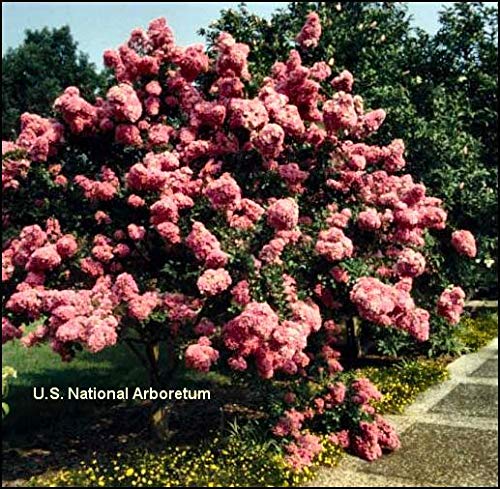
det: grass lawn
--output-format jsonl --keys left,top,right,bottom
{"left": 2, "top": 341, "right": 149, "bottom": 440}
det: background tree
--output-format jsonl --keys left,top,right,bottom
{"left": 200, "top": 2, "right": 498, "bottom": 299}
{"left": 2, "top": 25, "right": 106, "bottom": 139}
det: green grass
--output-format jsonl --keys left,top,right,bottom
{"left": 2, "top": 341, "right": 148, "bottom": 438}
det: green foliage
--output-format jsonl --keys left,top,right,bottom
{"left": 359, "top": 359, "right": 449, "bottom": 414}
{"left": 202, "top": 1, "right": 498, "bottom": 297}
{"left": 455, "top": 312, "right": 498, "bottom": 352}
{"left": 29, "top": 432, "right": 343, "bottom": 487}
{"left": 2, "top": 366, "right": 17, "bottom": 418}
{"left": 2, "top": 25, "right": 107, "bottom": 139}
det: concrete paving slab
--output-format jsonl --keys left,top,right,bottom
{"left": 311, "top": 467, "right": 446, "bottom": 487}
{"left": 359, "top": 422, "right": 498, "bottom": 487}
{"left": 430, "top": 383, "right": 498, "bottom": 418}
{"left": 470, "top": 359, "right": 498, "bottom": 378}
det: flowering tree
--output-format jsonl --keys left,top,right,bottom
{"left": 200, "top": 1, "right": 497, "bottom": 300}
{"left": 2, "top": 13, "right": 476, "bottom": 467}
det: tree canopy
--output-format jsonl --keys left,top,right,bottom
{"left": 200, "top": 1, "right": 498, "bottom": 297}
{"left": 2, "top": 25, "right": 106, "bottom": 139}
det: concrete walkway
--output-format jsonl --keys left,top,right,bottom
{"left": 312, "top": 338, "right": 499, "bottom": 487}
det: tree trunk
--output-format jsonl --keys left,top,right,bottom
{"left": 145, "top": 341, "right": 178, "bottom": 440}
{"left": 345, "top": 316, "right": 361, "bottom": 365}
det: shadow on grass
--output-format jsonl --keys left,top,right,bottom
{"left": 2, "top": 342, "right": 152, "bottom": 482}
{"left": 2, "top": 342, "right": 263, "bottom": 483}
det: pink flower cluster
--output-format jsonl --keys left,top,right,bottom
{"left": 185, "top": 336, "right": 219, "bottom": 372}
{"left": 2, "top": 317, "right": 22, "bottom": 344}
{"left": 2, "top": 143, "right": 31, "bottom": 192}
{"left": 204, "top": 173, "right": 241, "bottom": 211}
{"left": 226, "top": 198, "right": 265, "bottom": 230}
{"left": 223, "top": 300, "right": 319, "bottom": 379}
{"left": 272, "top": 376, "right": 398, "bottom": 465}
{"left": 74, "top": 166, "right": 120, "bottom": 201}
{"left": 197, "top": 268, "right": 232, "bottom": 297}
{"left": 15, "top": 113, "right": 64, "bottom": 162}
{"left": 296, "top": 12, "right": 322, "bottom": 49}
{"left": 186, "top": 221, "right": 228, "bottom": 268}
{"left": 352, "top": 417, "right": 400, "bottom": 461}
{"left": 2, "top": 219, "right": 77, "bottom": 283}
{"left": 437, "top": 286, "right": 465, "bottom": 325}
{"left": 451, "top": 230, "right": 477, "bottom": 258}
{"left": 394, "top": 248, "right": 426, "bottom": 278}
{"left": 315, "top": 227, "right": 354, "bottom": 262}
{"left": 266, "top": 198, "right": 299, "bottom": 231}
{"left": 164, "top": 293, "right": 203, "bottom": 324}
{"left": 54, "top": 87, "right": 97, "bottom": 134}
{"left": 350, "top": 277, "right": 430, "bottom": 341}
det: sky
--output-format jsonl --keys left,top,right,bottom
{"left": 2, "top": 2, "right": 498, "bottom": 67}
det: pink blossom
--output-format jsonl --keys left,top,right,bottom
{"left": 231, "top": 280, "right": 251, "bottom": 306}
{"left": 227, "top": 198, "right": 265, "bottom": 230}
{"left": 128, "top": 194, "right": 146, "bottom": 208}
{"left": 214, "top": 32, "right": 251, "bottom": 80}
{"left": 115, "top": 124, "right": 142, "bottom": 146}
{"left": 204, "top": 173, "right": 241, "bottom": 211}
{"left": 127, "top": 224, "right": 146, "bottom": 241}
{"left": 278, "top": 163, "right": 309, "bottom": 193}
{"left": 323, "top": 93, "right": 358, "bottom": 133}
{"left": 315, "top": 227, "right": 353, "bottom": 261}
{"left": 194, "top": 318, "right": 216, "bottom": 336}
{"left": 451, "top": 230, "right": 477, "bottom": 258}
{"left": 285, "top": 433, "right": 323, "bottom": 470}
{"left": 296, "top": 12, "right": 322, "bottom": 49}
{"left": 107, "top": 83, "right": 143, "bottom": 123}
{"left": 53, "top": 87, "right": 97, "bottom": 134}
{"left": 185, "top": 337, "right": 219, "bottom": 372}
{"left": 150, "top": 197, "right": 179, "bottom": 225}
{"left": 145, "top": 80, "right": 162, "bottom": 96}
{"left": 94, "top": 210, "right": 112, "bottom": 225}
{"left": 80, "top": 257, "right": 104, "bottom": 278}
{"left": 331, "top": 70, "right": 354, "bottom": 92}
{"left": 352, "top": 421, "right": 383, "bottom": 461}
{"left": 395, "top": 248, "right": 426, "bottom": 278}
{"left": 228, "top": 98, "right": 269, "bottom": 131}
{"left": 330, "top": 266, "right": 349, "bottom": 283}
{"left": 375, "top": 415, "right": 401, "bottom": 451}
{"left": 56, "top": 235, "right": 78, "bottom": 259}
{"left": 267, "top": 198, "right": 299, "bottom": 231}
{"left": 26, "top": 245, "right": 62, "bottom": 272}
{"left": 397, "top": 307, "right": 430, "bottom": 341}
{"left": 178, "top": 44, "right": 209, "bottom": 81}
{"left": 2, "top": 317, "right": 22, "bottom": 344}
{"left": 252, "top": 123, "right": 285, "bottom": 159}
{"left": 357, "top": 208, "right": 382, "bottom": 231}
{"left": 186, "top": 221, "right": 228, "bottom": 267}
{"left": 156, "top": 222, "right": 181, "bottom": 244}
{"left": 272, "top": 409, "right": 305, "bottom": 437}
{"left": 163, "top": 293, "right": 202, "bottom": 323}
{"left": 128, "top": 292, "right": 160, "bottom": 321}
{"left": 148, "top": 123, "right": 171, "bottom": 147}
{"left": 197, "top": 268, "right": 232, "bottom": 296}
{"left": 437, "top": 286, "right": 465, "bottom": 325}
